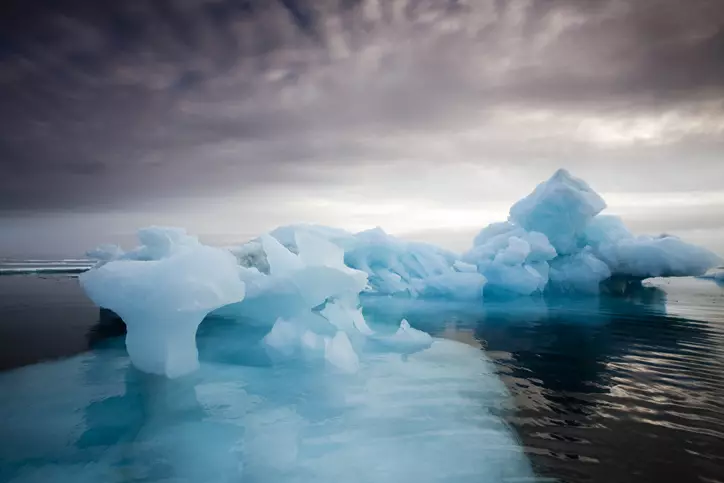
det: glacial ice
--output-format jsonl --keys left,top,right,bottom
{"left": 79, "top": 227, "right": 246, "bottom": 378}
{"left": 464, "top": 169, "right": 721, "bottom": 295}
{"left": 264, "top": 225, "right": 487, "bottom": 299}
{"left": 78, "top": 169, "right": 721, "bottom": 378}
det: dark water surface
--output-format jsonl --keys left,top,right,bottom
{"left": 360, "top": 279, "right": 724, "bottom": 483}
{"left": 1, "top": 273, "right": 723, "bottom": 483}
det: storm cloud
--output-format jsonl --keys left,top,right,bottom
{"left": 1, "top": 0, "right": 723, "bottom": 255}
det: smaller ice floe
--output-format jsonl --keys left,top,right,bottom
{"left": 464, "top": 169, "right": 721, "bottom": 295}
{"left": 80, "top": 227, "right": 246, "bottom": 378}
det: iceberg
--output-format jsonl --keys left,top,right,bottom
{"left": 78, "top": 169, "right": 721, "bottom": 378}
{"left": 79, "top": 227, "right": 246, "bottom": 378}
{"left": 465, "top": 169, "right": 721, "bottom": 295}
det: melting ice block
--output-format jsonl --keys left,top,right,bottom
{"left": 80, "top": 227, "right": 246, "bottom": 378}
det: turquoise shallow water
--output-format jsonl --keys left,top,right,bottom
{"left": 1, "top": 274, "right": 723, "bottom": 483}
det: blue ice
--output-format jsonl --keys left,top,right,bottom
{"left": 78, "top": 169, "right": 721, "bottom": 379}
{"left": 0, "top": 313, "right": 533, "bottom": 483}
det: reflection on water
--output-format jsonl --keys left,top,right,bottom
{"left": 1, "top": 276, "right": 723, "bottom": 483}
{"left": 364, "top": 278, "right": 724, "bottom": 483}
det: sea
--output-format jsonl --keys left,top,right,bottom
{"left": 1, "top": 259, "right": 723, "bottom": 483}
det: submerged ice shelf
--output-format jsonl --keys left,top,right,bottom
{"left": 0, "top": 326, "right": 533, "bottom": 483}
{"left": 80, "top": 169, "right": 721, "bottom": 378}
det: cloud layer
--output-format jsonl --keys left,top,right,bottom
{"left": 1, "top": 0, "right": 723, "bottom": 255}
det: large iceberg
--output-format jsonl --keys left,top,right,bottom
{"left": 79, "top": 227, "right": 246, "bottom": 378}
{"left": 79, "top": 170, "right": 721, "bottom": 377}
{"left": 464, "top": 169, "right": 721, "bottom": 295}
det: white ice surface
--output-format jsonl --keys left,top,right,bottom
{"left": 79, "top": 227, "right": 246, "bottom": 378}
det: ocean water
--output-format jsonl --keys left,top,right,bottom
{"left": 0, "top": 269, "right": 723, "bottom": 483}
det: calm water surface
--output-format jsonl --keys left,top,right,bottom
{"left": 1, "top": 272, "right": 723, "bottom": 483}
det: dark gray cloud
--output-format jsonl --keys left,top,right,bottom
{"left": 0, "top": 0, "right": 723, "bottom": 215}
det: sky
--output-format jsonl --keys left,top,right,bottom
{"left": 1, "top": 0, "right": 723, "bottom": 257}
